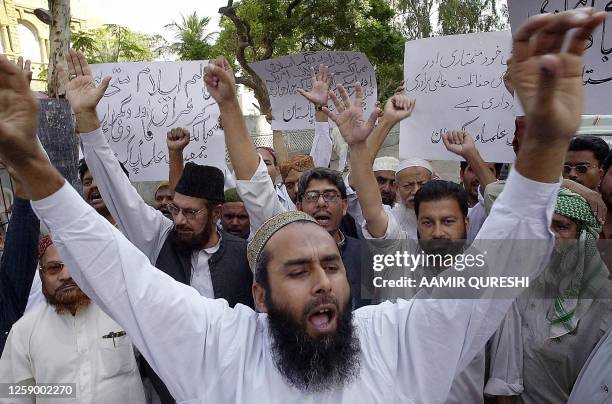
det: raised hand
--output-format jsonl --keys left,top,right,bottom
{"left": 442, "top": 131, "right": 477, "bottom": 158}
{"left": 15, "top": 57, "right": 33, "bottom": 84}
{"left": 204, "top": 56, "right": 237, "bottom": 106}
{"left": 167, "top": 127, "right": 190, "bottom": 152}
{"left": 511, "top": 9, "right": 606, "bottom": 142}
{"left": 58, "top": 49, "right": 111, "bottom": 114}
{"left": 380, "top": 92, "right": 416, "bottom": 126}
{"left": 297, "top": 64, "right": 332, "bottom": 107}
{"left": 323, "top": 82, "right": 380, "bottom": 146}
{"left": 0, "top": 56, "right": 40, "bottom": 168}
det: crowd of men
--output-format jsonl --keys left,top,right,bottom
{"left": 0, "top": 8, "right": 611, "bottom": 404}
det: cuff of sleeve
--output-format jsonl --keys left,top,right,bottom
{"left": 496, "top": 167, "right": 560, "bottom": 220}
{"left": 361, "top": 211, "right": 394, "bottom": 240}
{"left": 79, "top": 127, "right": 107, "bottom": 148}
{"left": 31, "top": 182, "right": 91, "bottom": 233}
{"left": 484, "top": 378, "right": 523, "bottom": 396}
{"left": 239, "top": 156, "right": 270, "bottom": 182}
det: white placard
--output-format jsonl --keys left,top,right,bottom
{"left": 250, "top": 51, "right": 377, "bottom": 130}
{"left": 90, "top": 61, "right": 224, "bottom": 181}
{"left": 508, "top": 0, "right": 612, "bottom": 116}
{"left": 400, "top": 31, "right": 515, "bottom": 163}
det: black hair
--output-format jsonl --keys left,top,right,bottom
{"left": 254, "top": 249, "right": 271, "bottom": 295}
{"left": 568, "top": 136, "right": 610, "bottom": 167}
{"left": 459, "top": 161, "right": 503, "bottom": 178}
{"left": 297, "top": 167, "right": 347, "bottom": 202}
{"left": 603, "top": 150, "right": 612, "bottom": 175}
{"left": 414, "top": 180, "right": 469, "bottom": 219}
{"left": 78, "top": 158, "right": 129, "bottom": 181}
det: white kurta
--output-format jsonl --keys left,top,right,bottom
{"left": 0, "top": 303, "right": 145, "bottom": 404}
{"left": 568, "top": 326, "right": 612, "bottom": 403}
{"left": 31, "top": 168, "right": 559, "bottom": 403}
{"left": 80, "top": 128, "right": 216, "bottom": 297}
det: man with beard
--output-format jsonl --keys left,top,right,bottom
{"left": 222, "top": 188, "right": 251, "bottom": 240}
{"left": 62, "top": 52, "right": 253, "bottom": 404}
{"left": 0, "top": 237, "right": 146, "bottom": 403}
{"left": 488, "top": 188, "right": 612, "bottom": 403}
{"left": 598, "top": 151, "right": 612, "bottom": 240}
{"left": 153, "top": 182, "right": 173, "bottom": 219}
{"left": 1, "top": 9, "right": 605, "bottom": 401}
{"left": 563, "top": 135, "right": 609, "bottom": 191}
{"left": 373, "top": 156, "right": 398, "bottom": 206}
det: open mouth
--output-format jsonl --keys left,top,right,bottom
{"left": 307, "top": 304, "right": 338, "bottom": 335}
{"left": 88, "top": 189, "right": 103, "bottom": 205}
{"left": 313, "top": 212, "right": 332, "bottom": 226}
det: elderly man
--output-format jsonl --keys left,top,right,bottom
{"left": 488, "top": 188, "right": 612, "bottom": 403}
{"left": 0, "top": 9, "right": 605, "bottom": 403}
{"left": 372, "top": 156, "right": 399, "bottom": 206}
{"left": 0, "top": 238, "right": 145, "bottom": 403}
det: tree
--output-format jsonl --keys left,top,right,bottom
{"left": 71, "top": 25, "right": 161, "bottom": 64}
{"left": 214, "top": 0, "right": 405, "bottom": 113}
{"left": 164, "top": 12, "right": 216, "bottom": 61}
{"left": 48, "top": 0, "right": 71, "bottom": 96}
{"left": 393, "top": 0, "right": 435, "bottom": 39}
{"left": 437, "top": 0, "right": 507, "bottom": 35}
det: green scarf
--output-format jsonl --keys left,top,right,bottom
{"left": 547, "top": 188, "right": 606, "bottom": 338}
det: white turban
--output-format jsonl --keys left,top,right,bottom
{"left": 396, "top": 158, "right": 438, "bottom": 179}
{"left": 372, "top": 156, "right": 399, "bottom": 172}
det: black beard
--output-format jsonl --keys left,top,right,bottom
{"left": 266, "top": 294, "right": 361, "bottom": 393}
{"left": 172, "top": 215, "right": 215, "bottom": 252}
{"left": 418, "top": 238, "right": 466, "bottom": 257}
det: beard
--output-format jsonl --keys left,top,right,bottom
{"left": 266, "top": 293, "right": 361, "bottom": 393}
{"left": 43, "top": 279, "right": 91, "bottom": 315}
{"left": 172, "top": 214, "right": 215, "bottom": 251}
{"left": 418, "top": 237, "right": 466, "bottom": 257}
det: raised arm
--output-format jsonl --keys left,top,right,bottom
{"left": 0, "top": 53, "right": 255, "bottom": 402}
{"left": 443, "top": 130, "right": 498, "bottom": 190}
{"left": 205, "top": 56, "right": 259, "bottom": 180}
{"left": 298, "top": 65, "right": 334, "bottom": 167}
{"left": 370, "top": 10, "right": 607, "bottom": 403}
{"left": 59, "top": 49, "right": 172, "bottom": 262}
{"left": 206, "top": 57, "right": 285, "bottom": 229}
{"left": 166, "top": 127, "right": 190, "bottom": 194}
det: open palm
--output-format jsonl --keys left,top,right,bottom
{"left": 297, "top": 64, "right": 332, "bottom": 107}
{"left": 58, "top": 49, "right": 110, "bottom": 114}
{"left": 511, "top": 10, "right": 606, "bottom": 141}
{"left": 324, "top": 83, "right": 379, "bottom": 145}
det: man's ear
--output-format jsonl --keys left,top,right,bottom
{"left": 212, "top": 204, "right": 223, "bottom": 222}
{"left": 464, "top": 216, "right": 470, "bottom": 238}
{"left": 253, "top": 282, "right": 268, "bottom": 313}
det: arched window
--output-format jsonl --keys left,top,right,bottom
{"left": 18, "top": 22, "right": 41, "bottom": 62}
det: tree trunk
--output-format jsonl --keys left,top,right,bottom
{"left": 47, "top": 0, "right": 71, "bottom": 97}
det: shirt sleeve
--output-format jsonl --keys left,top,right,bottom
{"left": 30, "top": 182, "right": 257, "bottom": 402}
{"left": 0, "top": 197, "right": 40, "bottom": 350}
{"left": 357, "top": 168, "right": 559, "bottom": 403}
{"left": 360, "top": 209, "right": 407, "bottom": 241}
{"left": 0, "top": 322, "right": 36, "bottom": 403}
{"left": 344, "top": 175, "right": 364, "bottom": 227}
{"left": 235, "top": 157, "right": 287, "bottom": 231}
{"left": 310, "top": 122, "right": 333, "bottom": 168}
{"left": 484, "top": 301, "right": 524, "bottom": 396}
{"left": 80, "top": 128, "right": 173, "bottom": 263}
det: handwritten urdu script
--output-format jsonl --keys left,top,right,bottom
{"left": 91, "top": 61, "right": 225, "bottom": 181}
{"left": 400, "top": 31, "right": 516, "bottom": 163}
{"left": 509, "top": 0, "right": 611, "bottom": 115}
{"left": 250, "top": 51, "right": 377, "bottom": 130}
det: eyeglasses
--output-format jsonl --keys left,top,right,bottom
{"left": 302, "top": 191, "right": 341, "bottom": 204}
{"left": 563, "top": 164, "right": 593, "bottom": 175}
{"left": 41, "top": 262, "right": 65, "bottom": 275}
{"left": 167, "top": 204, "right": 207, "bottom": 221}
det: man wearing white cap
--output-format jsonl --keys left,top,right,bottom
{"left": 372, "top": 156, "right": 398, "bottom": 206}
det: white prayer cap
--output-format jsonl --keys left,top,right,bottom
{"left": 372, "top": 156, "right": 399, "bottom": 172}
{"left": 397, "top": 158, "right": 434, "bottom": 174}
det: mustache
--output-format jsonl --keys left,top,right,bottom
{"left": 56, "top": 279, "right": 78, "bottom": 291}
{"left": 303, "top": 295, "right": 339, "bottom": 317}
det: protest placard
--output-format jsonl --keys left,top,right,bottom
{"left": 508, "top": 0, "right": 611, "bottom": 116}
{"left": 90, "top": 61, "right": 224, "bottom": 181}
{"left": 400, "top": 31, "right": 515, "bottom": 163}
{"left": 250, "top": 51, "right": 377, "bottom": 130}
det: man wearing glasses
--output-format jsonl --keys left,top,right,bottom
{"left": 0, "top": 237, "right": 146, "bottom": 403}
{"left": 563, "top": 136, "right": 609, "bottom": 191}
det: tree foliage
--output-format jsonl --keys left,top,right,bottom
{"left": 71, "top": 24, "right": 162, "bottom": 64}
{"left": 437, "top": 0, "right": 507, "bottom": 35}
{"left": 163, "top": 12, "right": 216, "bottom": 61}
{"left": 213, "top": 0, "right": 405, "bottom": 113}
